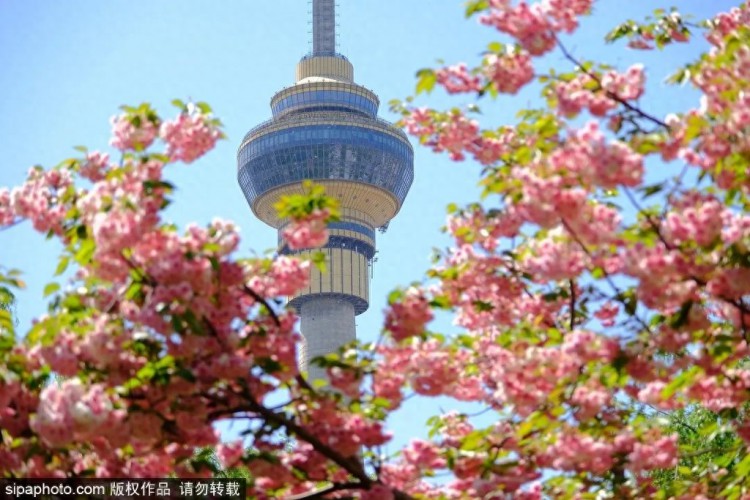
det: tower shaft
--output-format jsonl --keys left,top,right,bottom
{"left": 299, "top": 297, "right": 355, "bottom": 381}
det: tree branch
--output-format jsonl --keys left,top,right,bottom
{"left": 244, "top": 285, "right": 281, "bottom": 327}
{"left": 0, "top": 218, "right": 24, "bottom": 232}
{"left": 555, "top": 37, "right": 669, "bottom": 130}
{"left": 287, "top": 482, "right": 363, "bottom": 500}
{"left": 213, "top": 387, "right": 415, "bottom": 500}
{"left": 569, "top": 279, "right": 577, "bottom": 330}
{"left": 240, "top": 393, "right": 370, "bottom": 484}
{"left": 561, "top": 218, "right": 654, "bottom": 335}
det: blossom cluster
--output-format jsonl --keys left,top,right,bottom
{"left": 384, "top": 1, "right": 750, "bottom": 497}
{"left": 281, "top": 208, "right": 331, "bottom": 250}
{"left": 160, "top": 106, "right": 223, "bottom": 163}
{"left": 554, "top": 64, "right": 646, "bottom": 117}
{"left": 480, "top": 0, "right": 593, "bottom": 56}
{"left": 0, "top": 104, "right": 334, "bottom": 486}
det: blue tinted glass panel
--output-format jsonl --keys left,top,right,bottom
{"left": 272, "top": 90, "right": 378, "bottom": 117}
{"left": 237, "top": 123, "right": 414, "bottom": 206}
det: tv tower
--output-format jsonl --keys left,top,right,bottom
{"left": 237, "top": 0, "right": 414, "bottom": 380}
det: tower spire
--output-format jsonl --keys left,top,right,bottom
{"left": 312, "top": 0, "right": 336, "bottom": 56}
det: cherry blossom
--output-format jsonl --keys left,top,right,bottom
{"left": 160, "top": 105, "right": 222, "bottom": 163}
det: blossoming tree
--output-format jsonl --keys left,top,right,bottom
{"left": 2, "top": 1, "right": 750, "bottom": 498}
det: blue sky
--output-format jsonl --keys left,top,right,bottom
{"left": 0, "top": 0, "right": 737, "bottom": 449}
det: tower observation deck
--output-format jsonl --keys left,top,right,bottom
{"left": 237, "top": 1, "right": 414, "bottom": 380}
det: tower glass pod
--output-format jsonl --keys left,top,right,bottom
{"left": 237, "top": 0, "right": 414, "bottom": 380}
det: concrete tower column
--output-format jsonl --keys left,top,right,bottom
{"left": 299, "top": 297, "right": 356, "bottom": 382}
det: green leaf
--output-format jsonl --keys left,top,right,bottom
{"left": 74, "top": 239, "right": 96, "bottom": 265}
{"left": 55, "top": 256, "right": 70, "bottom": 276}
{"left": 465, "top": 0, "right": 489, "bottom": 17}
{"left": 487, "top": 41, "right": 503, "bottom": 53}
{"left": 62, "top": 294, "right": 85, "bottom": 313}
{"left": 177, "top": 367, "right": 197, "bottom": 382}
{"left": 639, "top": 182, "right": 665, "bottom": 198}
{"left": 460, "top": 430, "right": 486, "bottom": 451}
{"left": 736, "top": 453, "right": 750, "bottom": 478}
{"left": 124, "top": 282, "right": 143, "bottom": 301}
{"left": 311, "top": 251, "right": 327, "bottom": 273}
{"left": 0, "top": 286, "right": 13, "bottom": 307}
{"left": 661, "top": 366, "right": 700, "bottom": 399}
{"left": 143, "top": 180, "right": 175, "bottom": 192}
{"left": 387, "top": 289, "right": 404, "bottom": 305}
{"left": 590, "top": 267, "right": 605, "bottom": 279}
{"left": 43, "top": 282, "right": 60, "bottom": 298}
{"left": 196, "top": 102, "right": 212, "bottom": 114}
{"left": 0, "top": 309, "right": 13, "bottom": 334}
{"left": 668, "top": 301, "right": 693, "bottom": 329}
{"left": 619, "top": 289, "right": 638, "bottom": 316}
{"left": 0, "top": 331, "right": 15, "bottom": 353}
{"left": 415, "top": 69, "right": 437, "bottom": 95}
{"left": 136, "top": 364, "right": 156, "bottom": 381}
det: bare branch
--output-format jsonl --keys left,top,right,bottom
{"left": 287, "top": 483, "right": 363, "bottom": 500}
{"left": 555, "top": 37, "right": 669, "bottom": 130}
{"left": 561, "top": 218, "right": 654, "bottom": 335}
{"left": 569, "top": 279, "right": 577, "bottom": 330}
{"left": 244, "top": 285, "right": 281, "bottom": 327}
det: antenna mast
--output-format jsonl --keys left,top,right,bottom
{"left": 312, "top": 0, "right": 336, "bottom": 56}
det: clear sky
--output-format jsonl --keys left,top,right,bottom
{"left": 0, "top": 0, "right": 737, "bottom": 448}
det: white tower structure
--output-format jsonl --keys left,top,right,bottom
{"left": 237, "top": 1, "right": 414, "bottom": 380}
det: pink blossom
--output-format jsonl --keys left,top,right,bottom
{"left": 436, "top": 63, "right": 482, "bottom": 94}
{"left": 447, "top": 206, "right": 522, "bottom": 251}
{"left": 160, "top": 109, "right": 222, "bottom": 163}
{"left": 384, "top": 288, "right": 433, "bottom": 342}
{"left": 627, "top": 435, "right": 678, "bottom": 472}
{"left": 246, "top": 255, "right": 310, "bottom": 297}
{"left": 542, "top": 432, "right": 615, "bottom": 474}
{"left": 282, "top": 209, "right": 330, "bottom": 250}
{"left": 0, "top": 188, "right": 12, "bottom": 226}
{"left": 436, "top": 113, "right": 480, "bottom": 161}
{"left": 402, "top": 107, "right": 434, "bottom": 137}
{"left": 327, "top": 366, "right": 362, "bottom": 398}
{"left": 480, "top": 2, "right": 556, "bottom": 56}
{"left": 594, "top": 302, "right": 619, "bottom": 327}
{"left": 216, "top": 441, "right": 245, "bottom": 468}
{"left": 402, "top": 439, "right": 446, "bottom": 470}
{"left": 31, "top": 379, "right": 123, "bottom": 448}
{"left": 523, "top": 228, "right": 587, "bottom": 281}
{"left": 570, "top": 380, "right": 611, "bottom": 420}
{"left": 360, "top": 484, "right": 395, "bottom": 500}
{"left": 39, "top": 331, "right": 81, "bottom": 377}
{"left": 79, "top": 151, "right": 110, "bottom": 182}
{"left": 110, "top": 112, "right": 158, "bottom": 151}
{"left": 561, "top": 121, "right": 644, "bottom": 188}
{"left": 627, "top": 37, "right": 654, "bottom": 50}
{"left": 662, "top": 192, "right": 725, "bottom": 247}
{"left": 637, "top": 381, "right": 684, "bottom": 410}
{"left": 8, "top": 168, "right": 72, "bottom": 235}
{"left": 554, "top": 76, "right": 601, "bottom": 117}
{"left": 480, "top": 0, "right": 591, "bottom": 55}
{"left": 483, "top": 50, "right": 534, "bottom": 94}
{"left": 601, "top": 64, "right": 646, "bottom": 101}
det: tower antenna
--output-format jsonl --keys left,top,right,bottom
{"left": 312, "top": 0, "right": 336, "bottom": 56}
